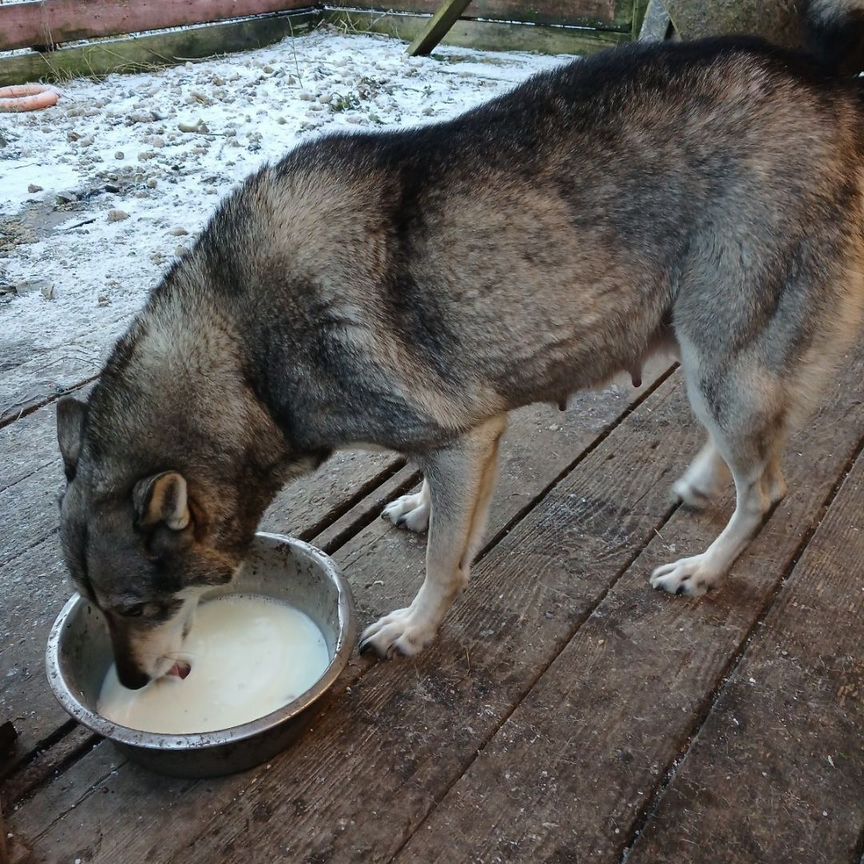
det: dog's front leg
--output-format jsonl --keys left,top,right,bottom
{"left": 359, "top": 414, "right": 507, "bottom": 658}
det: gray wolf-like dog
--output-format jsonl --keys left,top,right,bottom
{"left": 57, "top": 12, "right": 864, "bottom": 688}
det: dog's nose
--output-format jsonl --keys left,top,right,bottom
{"left": 116, "top": 663, "right": 151, "bottom": 690}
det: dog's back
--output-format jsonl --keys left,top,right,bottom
{"left": 191, "top": 38, "right": 864, "bottom": 449}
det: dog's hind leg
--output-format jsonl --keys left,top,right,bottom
{"left": 672, "top": 433, "right": 729, "bottom": 510}
{"left": 382, "top": 478, "right": 430, "bottom": 533}
{"left": 651, "top": 348, "right": 788, "bottom": 597}
{"left": 360, "top": 414, "right": 506, "bottom": 657}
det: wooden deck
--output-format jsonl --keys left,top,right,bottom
{"left": 2, "top": 346, "right": 863, "bottom": 864}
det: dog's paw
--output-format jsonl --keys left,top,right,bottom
{"left": 382, "top": 490, "right": 430, "bottom": 533}
{"left": 359, "top": 608, "right": 436, "bottom": 658}
{"left": 650, "top": 555, "right": 720, "bottom": 597}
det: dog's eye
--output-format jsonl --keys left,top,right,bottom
{"left": 118, "top": 603, "right": 146, "bottom": 618}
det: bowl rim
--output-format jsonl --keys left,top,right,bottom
{"left": 45, "top": 532, "right": 356, "bottom": 751}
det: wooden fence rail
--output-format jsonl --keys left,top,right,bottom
{"left": 0, "top": 0, "right": 313, "bottom": 52}
{"left": 325, "top": 0, "right": 634, "bottom": 28}
{"left": 0, "top": 0, "right": 636, "bottom": 53}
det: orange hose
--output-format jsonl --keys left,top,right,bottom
{"left": 0, "top": 84, "right": 59, "bottom": 113}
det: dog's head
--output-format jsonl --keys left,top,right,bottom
{"left": 56, "top": 396, "right": 255, "bottom": 689}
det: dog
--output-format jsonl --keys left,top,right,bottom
{"left": 57, "top": 20, "right": 864, "bottom": 688}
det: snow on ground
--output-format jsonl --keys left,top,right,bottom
{"left": 0, "top": 28, "right": 571, "bottom": 415}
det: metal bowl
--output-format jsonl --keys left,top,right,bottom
{"left": 45, "top": 532, "right": 356, "bottom": 778}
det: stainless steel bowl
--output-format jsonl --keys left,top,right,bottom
{"left": 45, "top": 532, "right": 356, "bottom": 778}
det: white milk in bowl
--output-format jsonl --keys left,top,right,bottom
{"left": 97, "top": 594, "right": 330, "bottom": 734}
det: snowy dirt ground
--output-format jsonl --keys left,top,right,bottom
{"left": 0, "top": 27, "right": 571, "bottom": 418}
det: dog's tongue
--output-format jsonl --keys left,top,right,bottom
{"left": 166, "top": 660, "right": 192, "bottom": 680}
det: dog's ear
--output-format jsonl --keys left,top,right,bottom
{"left": 57, "top": 397, "right": 88, "bottom": 481}
{"left": 133, "top": 472, "right": 191, "bottom": 531}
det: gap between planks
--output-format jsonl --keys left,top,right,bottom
{"left": 0, "top": 375, "right": 99, "bottom": 432}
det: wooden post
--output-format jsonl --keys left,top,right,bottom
{"left": 639, "top": 0, "right": 674, "bottom": 41}
{"left": 407, "top": 0, "right": 473, "bottom": 56}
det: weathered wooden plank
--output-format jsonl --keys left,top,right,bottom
{"left": 325, "top": 0, "right": 631, "bottom": 29}
{"left": 328, "top": 10, "right": 629, "bottom": 56}
{"left": 0, "top": 807, "right": 29, "bottom": 864}
{"left": 0, "top": 0, "right": 314, "bottom": 52}
{"left": 639, "top": 0, "right": 673, "bottom": 41}
{"left": 9, "top": 368, "right": 673, "bottom": 855}
{"left": 1, "top": 534, "right": 74, "bottom": 773}
{"left": 0, "top": 414, "right": 67, "bottom": 496}
{"left": 407, "top": 0, "right": 474, "bottom": 57}
{"left": 315, "top": 463, "right": 418, "bottom": 554}
{"left": 0, "top": 10, "right": 320, "bottom": 87}
{"left": 1, "top": 724, "right": 98, "bottom": 806}
{"left": 626, "top": 454, "right": 864, "bottom": 864}
{"left": 393, "top": 349, "right": 864, "bottom": 864}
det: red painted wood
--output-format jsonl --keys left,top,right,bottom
{"left": 0, "top": 0, "right": 313, "bottom": 52}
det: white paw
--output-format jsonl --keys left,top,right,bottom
{"left": 359, "top": 607, "right": 437, "bottom": 658}
{"left": 672, "top": 476, "right": 715, "bottom": 510}
{"left": 650, "top": 554, "right": 721, "bottom": 597}
{"left": 382, "top": 490, "right": 430, "bottom": 533}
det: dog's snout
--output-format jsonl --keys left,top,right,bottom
{"left": 116, "top": 661, "right": 151, "bottom": 690}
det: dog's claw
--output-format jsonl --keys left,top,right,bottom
{"left": 358, "top": 637, "right": 374, "bottom": 655}
{"left": 650, "top": 554, "right": 720, "bottom": 597}
{"left": 382, "top": 489, "right": 430, "bottom": 533}
{"left": 359, "top": 607, "right": 436, "bottom": 658}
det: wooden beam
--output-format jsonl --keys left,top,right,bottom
{"left": 324, "top": 0, "right": 629, "bottom": 30}
{"left": 407, "top": 0, "right": 473, "bottom": 56}
{"left": 0, "top": 0, "right": 314, "bottom": 53}
{"left": 328, "top": 10, "right": 629, "bottom": 55}
{"left": 631, "top": 0, "right": 651, "bottom": 38}
{"left": 639, "top": 0, "right": 673, "bottom": 41}
{"left": 0, "top": 10, "right": 319, "bottom": 87}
